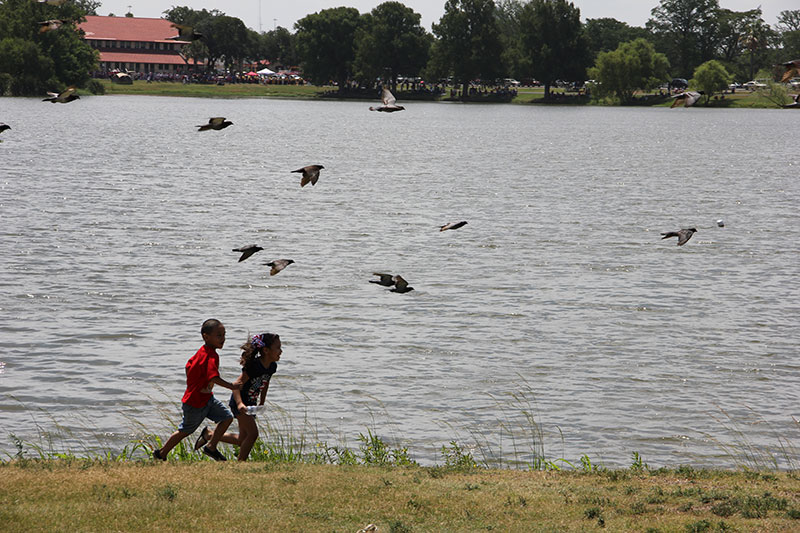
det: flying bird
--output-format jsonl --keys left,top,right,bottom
{"left": 232, "top": 244, "right": 263, "bottom": 262}
{"left": 197, "top": 117, "right": 233, "bottom": 131}
{"left": 35, "top": 0, "right": 69, "bottom": 5}
{"left": 42, "top": 87, "right": 79, "bottom": 103}
{"left": 440, "top": 221, "right": 467, "bottom": 232}
{"left": 291, "top": 165, "right": 324, "bottom": 187}
{"left": 264, "top": 259, "right": 294, "bottom": 276}
{"left": 369, "top": 88, "right": 405, "bottom": 112}
{"left": 38, "top": 19, "right": 67, "bottom": 33}
{"left": 671, "top": 91, "right": 703, "bottom": 108}
{"left": 660, "top": 228, "right": 697, "bottom": 246}
{"left": 390, "top": 275, "right": 414, "bottom": 293}
{"left": 0, "top": 123, "right": 9, "bottom": 133}
{"left": 370, "top": 273, "right": 395, "bottom": 287}
{"left": 778, "top": 59, "right": 800, "bottom": 83}
{"left": 169, "top": 23, "right": 204, "bottom": 41}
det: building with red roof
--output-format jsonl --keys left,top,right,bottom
{"left": 79, "top": 16, "right": 198, "bottom": 74}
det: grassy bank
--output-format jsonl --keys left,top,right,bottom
{"left": 93, "top": 80, "right": 786, "bottom": 108}
{"left": 98, "top": 79, "right": 326, "bottom": 99}
{"left": 1, "top": 459, "right": 799, "bottom": 532}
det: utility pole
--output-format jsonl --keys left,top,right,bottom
{"left": 258, "top": 0, "right": 262, "bottom": 33}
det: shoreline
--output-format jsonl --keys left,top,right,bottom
{"left": 2, "top": 460, "right": 799, "bottom": 531}
{"left": 83, "top": 79, "right": 783, "bottom": 108}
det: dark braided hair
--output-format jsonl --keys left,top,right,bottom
{"left": 240, "top": 333, "right": 279, "bottom": 367}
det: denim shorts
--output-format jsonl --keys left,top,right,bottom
{"left": 178, "top": 396, "right": 233, "bottom": 434}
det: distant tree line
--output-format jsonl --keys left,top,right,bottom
{"left": 1, "top": 0, "right": 799, "bottom": 101}
{"left": 165, "top": 0, "right": 799, "bottom": 100}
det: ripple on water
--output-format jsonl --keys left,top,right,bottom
{"left": 1, "top": 99, "right": 798, "bottom": 467}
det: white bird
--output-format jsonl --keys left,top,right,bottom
{"left": 369, "top": 88, "right": 405, "bottom": 112}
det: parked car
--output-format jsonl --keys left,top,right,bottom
{"left": 670, "top": 78, "right": 688, "bottom": 89}
{"left": 743, "top": 80, "right": 767, "bottom": 89}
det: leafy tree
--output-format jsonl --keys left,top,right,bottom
{"left": 204, "top": 15, "right": 251, "bottom": 70}
{"left": 782, "top": 31, "right": 800, "bottom": 60}
{"left": 295, "top": 7, "right": 363, "bottom": 89}
{"left": 776, "top": 10, "right": 800, "bottom": 33}
{"left": 716, "top": 8, "right": 762, "bottom": 63}
{"left": 588, "top": 38, "right": 669, "bottom": 104}
{"left": 431, "top": 0, "right": 504, "bottom": 96}
{"left": 737, "top": 10, "right": 777, "bottom": 81}
{"left": 495, "top": 0, "right": 530, "bottom": 80}
{"left": 74, "top": 1, "right": 101, "bottom": 16}
{"left": 0, "top": 0, "right": 97, "bottom": 94}
{"left": 354, "top": 1, "right": 431, "bottom": 91}
{"left": 519, "top": 0, "right": 591, "bottom": 98}
{"left": 584, "top": 17, "right": 651, "bottom": 57}
{"left": 690, "top": 59, "right": 731, "bottom": 103}
{"left": 646, "top": 0, "right": 721, "bottom": 78}
{"left": 260, "top": 26, "right": 298, "bottom": 68}
{"left": 163, "top": 7, "right": 219, "bottom": 71}
{"left": 0, "top": 37, "right": 55, "bottom": 95}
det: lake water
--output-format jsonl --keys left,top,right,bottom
{"left": 1, "top": 95, "right": 798, "bottom": 468}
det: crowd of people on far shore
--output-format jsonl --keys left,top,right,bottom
{"left": 91, "top": 70, "right": 306, "bottom": 85}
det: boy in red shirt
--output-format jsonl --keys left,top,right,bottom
{"left": 153, "top": 318, "right": 240, "bottom": 461}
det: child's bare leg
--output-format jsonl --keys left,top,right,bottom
{"left": 218, "top": 432, "right": 240, "bottom": 445}
{"left": 207, "top": 418, "right": 233, "bottom": 450}
{"left": 159, "top": 430, "right": 190, "bottom": 455}
{"left": 236, "top": 414, "right": 259, "bottom": 461}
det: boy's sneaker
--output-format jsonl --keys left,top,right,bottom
{"left": 193, "top": 426, "right": 212, "bottom": 450}
{"left": 153, "top": 448, "right": 166, "bottom": 461}
{"left": 202, "top": 446, "right": 226, "bottom": 461}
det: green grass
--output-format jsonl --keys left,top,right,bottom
{"left": 98, "top": 79, "right": 327, "bottom": 99}
{"left": 90, "top": 80, "right": 787, "bottom": 108}
{"left": 3, "top": 390, "right": 800, "bottom": 531}
{"left": 1, "top": 460, "right": 799, "bottom": 532}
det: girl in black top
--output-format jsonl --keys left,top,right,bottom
{"left": 213, "top": 333, "right": 281, "bottom": 461}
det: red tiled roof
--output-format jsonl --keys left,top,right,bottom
{"left": 79, "top": 15, "right": 187, "bottom": 43}
{"left": 96, "top": 52, "right": 191, "bottom": 65}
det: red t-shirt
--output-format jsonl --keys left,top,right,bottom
{"left": 181, "top": 345, "right": 221, "bottom": 408}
